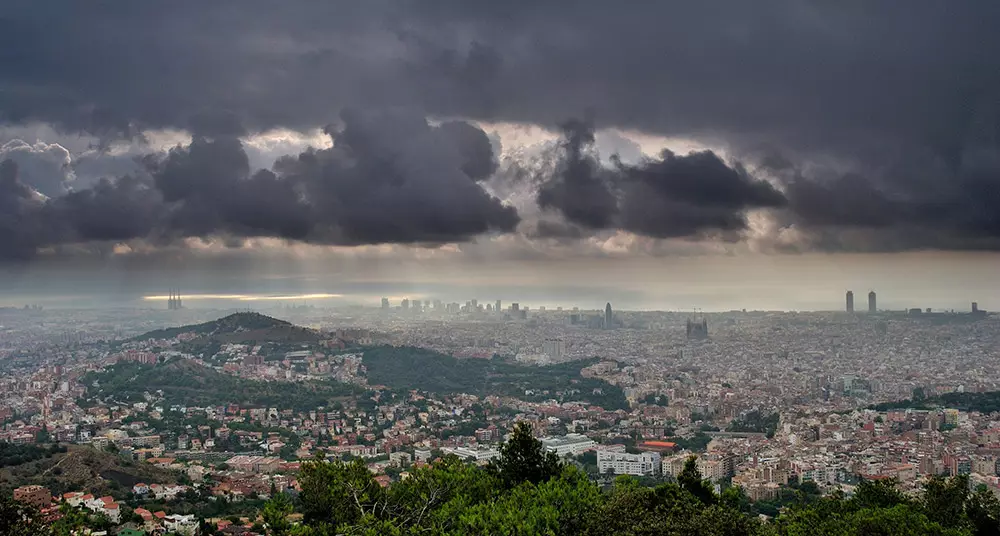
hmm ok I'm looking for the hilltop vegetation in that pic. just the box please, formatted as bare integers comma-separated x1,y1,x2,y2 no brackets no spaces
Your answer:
81,360,363,411
362,346,629,410
0,442,64,468
136,312,318,344
872,390,1000,414
727,410,781,438
0,444,178,499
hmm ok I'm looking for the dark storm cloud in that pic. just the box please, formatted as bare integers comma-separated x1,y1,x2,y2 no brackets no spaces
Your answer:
146,136,313,240
436,121,498,180
618,150,786,239
48,176,165,243
763,149,1000,251
0,111,516,259
535,120,786,239
1,1,1000,252
536,120,619,229
2,1,995,150
273,109,518,244
0,160,49,260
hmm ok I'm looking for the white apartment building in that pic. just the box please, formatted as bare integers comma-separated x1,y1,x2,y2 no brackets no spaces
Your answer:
442,446,500,462
598,450,661,476
541,434,596,456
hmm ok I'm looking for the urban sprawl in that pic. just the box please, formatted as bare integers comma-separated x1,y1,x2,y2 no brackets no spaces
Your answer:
2,293,998,534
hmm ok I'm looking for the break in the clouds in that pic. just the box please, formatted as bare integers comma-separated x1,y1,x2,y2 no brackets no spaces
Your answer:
0,139,74,197
0,1,999,258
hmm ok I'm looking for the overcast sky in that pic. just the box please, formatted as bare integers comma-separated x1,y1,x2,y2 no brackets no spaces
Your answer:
1,2,999,310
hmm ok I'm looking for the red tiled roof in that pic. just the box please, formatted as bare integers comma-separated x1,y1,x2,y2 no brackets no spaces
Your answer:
640,440,678,448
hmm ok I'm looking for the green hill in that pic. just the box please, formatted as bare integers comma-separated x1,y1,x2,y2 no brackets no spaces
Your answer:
872,390,1000,413
136,312,319,344
81,359,362,410
361,346,629,410
0,444,179,499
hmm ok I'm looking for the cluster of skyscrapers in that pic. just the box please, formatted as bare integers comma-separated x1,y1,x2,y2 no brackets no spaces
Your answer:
380,297,526,318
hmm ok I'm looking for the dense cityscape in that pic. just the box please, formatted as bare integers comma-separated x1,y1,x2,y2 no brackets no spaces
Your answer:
2,291,999,534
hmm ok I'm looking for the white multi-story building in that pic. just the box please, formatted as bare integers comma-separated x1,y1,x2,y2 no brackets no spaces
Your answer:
442,446,499,462
541,434,596,456
598,451,661,476
164,513,198,535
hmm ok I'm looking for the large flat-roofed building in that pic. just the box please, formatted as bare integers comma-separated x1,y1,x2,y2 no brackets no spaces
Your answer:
598,450,661,476
442,446,499,462
225,455,282,474
541,433,596,456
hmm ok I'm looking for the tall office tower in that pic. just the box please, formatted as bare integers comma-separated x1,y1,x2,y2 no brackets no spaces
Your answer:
495,300,502,313
972,302,979,313
605,302,613,329
511,303,520,312
868,291,877,313
846,291,854,313
381,297,390,310
471,299,478,310
401,298,409,310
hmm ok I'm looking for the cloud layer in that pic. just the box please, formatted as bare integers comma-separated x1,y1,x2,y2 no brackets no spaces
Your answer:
0,1,999,259
0,111,518,259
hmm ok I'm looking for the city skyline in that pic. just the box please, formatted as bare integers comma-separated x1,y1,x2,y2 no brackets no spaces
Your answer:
133,286,993,316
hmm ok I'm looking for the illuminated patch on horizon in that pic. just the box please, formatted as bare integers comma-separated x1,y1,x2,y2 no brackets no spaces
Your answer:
143,293,343,301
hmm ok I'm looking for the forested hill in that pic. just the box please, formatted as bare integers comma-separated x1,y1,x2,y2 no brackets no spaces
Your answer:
871,390,1000,413
135,312,318,343
361,346,629,410
80,360,361,410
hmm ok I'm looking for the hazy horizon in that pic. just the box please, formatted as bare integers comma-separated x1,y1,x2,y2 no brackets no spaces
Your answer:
3,250,996,313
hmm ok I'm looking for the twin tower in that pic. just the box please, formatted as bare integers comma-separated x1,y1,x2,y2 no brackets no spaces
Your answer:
845,290,876,313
